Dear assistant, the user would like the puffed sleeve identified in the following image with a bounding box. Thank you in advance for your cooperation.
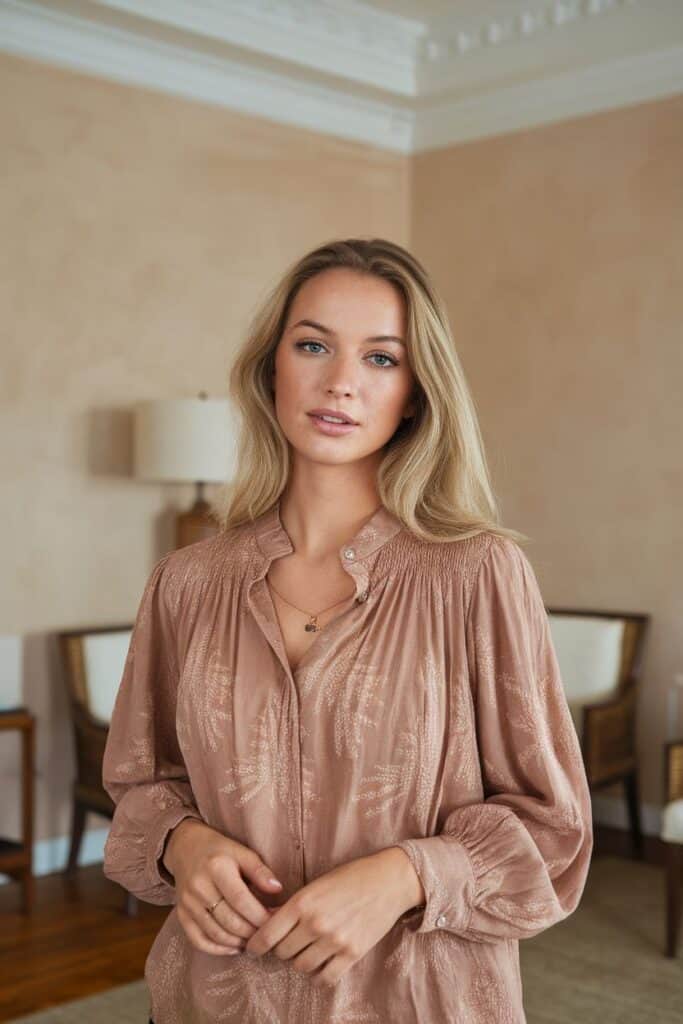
[393,534,593,942]
[102,552,204,905]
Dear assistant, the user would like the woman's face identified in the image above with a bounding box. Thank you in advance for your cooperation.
[272,268,417,469]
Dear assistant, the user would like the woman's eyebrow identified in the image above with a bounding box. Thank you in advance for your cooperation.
[289,318,405,346]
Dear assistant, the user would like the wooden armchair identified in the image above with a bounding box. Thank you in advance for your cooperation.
[662,739,683,957]
[57,625,138,917]
[546,609,649,861]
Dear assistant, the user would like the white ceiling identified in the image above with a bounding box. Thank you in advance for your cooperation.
[1,0,681,152]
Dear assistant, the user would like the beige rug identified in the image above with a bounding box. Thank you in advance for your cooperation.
[8,856,681,1023]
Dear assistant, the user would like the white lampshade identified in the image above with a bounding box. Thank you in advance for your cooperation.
[133,397,237,483]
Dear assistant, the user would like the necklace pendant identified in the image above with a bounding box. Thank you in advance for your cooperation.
[304,617,319,633]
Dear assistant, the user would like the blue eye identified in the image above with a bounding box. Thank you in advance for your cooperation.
[296,341,325,354]
[295,341,398,368]
[369,352,397,367]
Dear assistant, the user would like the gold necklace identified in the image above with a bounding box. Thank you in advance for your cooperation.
[266,576,354,632]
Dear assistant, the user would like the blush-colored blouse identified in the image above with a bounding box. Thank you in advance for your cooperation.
[102,499,593,1024]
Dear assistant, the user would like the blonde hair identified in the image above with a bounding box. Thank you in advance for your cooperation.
[213,237,529,547]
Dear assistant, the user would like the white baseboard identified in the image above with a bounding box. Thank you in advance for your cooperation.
[590,794,661,836]
[0,798,664,886]
[0,826,109,884]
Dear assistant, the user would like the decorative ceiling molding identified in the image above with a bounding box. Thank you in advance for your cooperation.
[0,0,681,153]
[415,0,643,60]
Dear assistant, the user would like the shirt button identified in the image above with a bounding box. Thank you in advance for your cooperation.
[294,840,301,850]
[343,547,356,560]
[356,590,368,603]
[436,914,447,927]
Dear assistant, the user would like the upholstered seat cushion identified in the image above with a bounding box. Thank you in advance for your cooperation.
[547,615,624,740]
[82,630,132,724]
[661,798,683,844]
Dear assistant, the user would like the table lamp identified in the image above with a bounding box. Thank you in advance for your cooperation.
[133,391,237,549]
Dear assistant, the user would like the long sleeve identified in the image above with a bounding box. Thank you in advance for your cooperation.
[102,552,204,905]
[393,534,593,942]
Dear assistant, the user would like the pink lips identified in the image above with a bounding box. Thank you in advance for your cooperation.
[307,413,359,436]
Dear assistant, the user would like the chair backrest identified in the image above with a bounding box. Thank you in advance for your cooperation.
[546,609,649,741]
[59,625,133,726]
[0,634,23,711]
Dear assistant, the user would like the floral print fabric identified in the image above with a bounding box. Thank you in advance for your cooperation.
[102,500,593,1023]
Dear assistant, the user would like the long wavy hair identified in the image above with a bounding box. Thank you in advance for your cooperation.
[213,237,529,547]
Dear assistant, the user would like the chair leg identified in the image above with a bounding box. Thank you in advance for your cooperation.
[21,866,35,915]
[624,770,644,860]
[125,891,140,918]
[65,800,87,874]
[665,842,681,958]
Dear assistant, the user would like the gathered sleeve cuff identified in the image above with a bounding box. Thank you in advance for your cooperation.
[394,534,593,942]
[102,553,205,905]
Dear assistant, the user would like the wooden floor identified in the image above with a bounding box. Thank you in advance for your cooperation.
[0,865,166,1021]
[0,825,678,1022]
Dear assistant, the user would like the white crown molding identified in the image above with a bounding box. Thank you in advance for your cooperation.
[416,0,643,60]
[0,0,681,153]
[415,43,683,150]
[0,0,417,152]
[88,0,426,96]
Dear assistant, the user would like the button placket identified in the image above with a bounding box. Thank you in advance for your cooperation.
[248,500,404,894]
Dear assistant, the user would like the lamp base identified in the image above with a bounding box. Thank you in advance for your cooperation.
[175,496,219,550]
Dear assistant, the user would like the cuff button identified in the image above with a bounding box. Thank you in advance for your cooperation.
[436,914,447,927]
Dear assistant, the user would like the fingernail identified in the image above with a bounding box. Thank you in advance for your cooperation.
[269,878,282,887]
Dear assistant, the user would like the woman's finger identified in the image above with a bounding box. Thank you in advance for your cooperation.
[209,861,276,932]
[211,897,262,940]
[178,904,243,956]
[185,893,247,948]
[188,876,256,940]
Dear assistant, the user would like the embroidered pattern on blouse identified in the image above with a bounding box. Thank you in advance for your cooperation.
[204,954,382,1023]
[147,929,193,1024]
[103,830,146,872]
[204,954,287,1021]
[111,687,156,779]
[299,656,387,760]
[448,670,481,794]
[472,613,587,847]
[461,942,519,1024]
[218,688,291,809]
[301,748,324,822]
[350,649,442,820]
[102,517,593,1024]
[177,637,234,754]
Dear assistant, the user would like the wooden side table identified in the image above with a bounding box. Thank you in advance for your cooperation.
[0,707,35,913]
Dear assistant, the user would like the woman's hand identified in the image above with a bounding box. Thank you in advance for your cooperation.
[243,848,419,987]
[162,819,283,956]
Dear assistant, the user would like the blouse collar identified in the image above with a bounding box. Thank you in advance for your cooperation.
[252,498,404,569]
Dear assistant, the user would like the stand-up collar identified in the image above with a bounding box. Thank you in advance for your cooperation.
[252,498,404,570]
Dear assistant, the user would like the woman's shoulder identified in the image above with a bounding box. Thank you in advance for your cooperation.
[395,529,529,608]
[398,525,503,571]
[153,521,255,596]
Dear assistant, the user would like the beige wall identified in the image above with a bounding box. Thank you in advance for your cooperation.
[410,95,683,810]
[0,52,411,851]
[1,50,680,860]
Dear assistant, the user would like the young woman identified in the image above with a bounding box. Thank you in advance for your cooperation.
[102,238,593,1023]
